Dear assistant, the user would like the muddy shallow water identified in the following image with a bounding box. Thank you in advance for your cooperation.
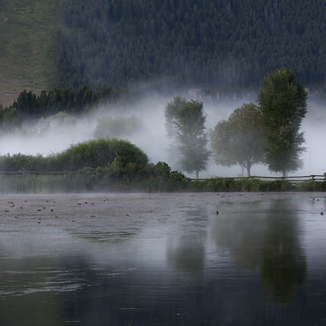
[1,192,326,325]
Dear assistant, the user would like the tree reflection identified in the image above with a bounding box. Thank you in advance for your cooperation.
[166,234,205,275]
[260,203,306,304]
[210,200,306,304]
[210,202,267,269]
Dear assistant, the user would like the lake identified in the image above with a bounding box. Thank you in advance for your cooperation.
[0,192,326,325]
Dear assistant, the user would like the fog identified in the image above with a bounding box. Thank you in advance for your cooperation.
[0,94,325,178]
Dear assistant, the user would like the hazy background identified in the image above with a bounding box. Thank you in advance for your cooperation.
[0,95,324,178]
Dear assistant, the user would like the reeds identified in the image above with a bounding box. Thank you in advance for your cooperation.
[0,175,87,194]
[0,174,324,194]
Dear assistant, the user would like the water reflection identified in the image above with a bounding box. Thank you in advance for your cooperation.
[260,201,306,304]
[167,207,208,276]
[167,234,205,275]
[0,193,326,325]
[210,199,307,304]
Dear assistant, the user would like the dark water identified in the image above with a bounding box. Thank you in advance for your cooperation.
[1,192,326,325]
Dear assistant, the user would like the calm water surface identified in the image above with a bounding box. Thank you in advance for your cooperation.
[0,192,326,325]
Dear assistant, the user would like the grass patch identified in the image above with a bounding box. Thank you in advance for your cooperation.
[0,0,62,106]
[0,175,86,194]
[1,175,325,194]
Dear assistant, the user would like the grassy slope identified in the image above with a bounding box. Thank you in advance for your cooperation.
[0,0,62,106]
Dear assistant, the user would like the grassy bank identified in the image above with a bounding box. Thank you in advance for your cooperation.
[0,175,86,194]
[1,175,325,194]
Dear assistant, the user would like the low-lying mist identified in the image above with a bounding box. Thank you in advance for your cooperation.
[0,95,325,178]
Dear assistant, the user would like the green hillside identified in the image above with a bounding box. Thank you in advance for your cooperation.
[2,0,326,106]
[0,0,62,106]
[57,0,326,95]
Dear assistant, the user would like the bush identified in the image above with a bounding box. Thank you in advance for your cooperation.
[56,138,149,171]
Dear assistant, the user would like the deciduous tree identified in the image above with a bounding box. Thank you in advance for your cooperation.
[165,96,210,178]
[210,103,265,176]
[258,68,307,176]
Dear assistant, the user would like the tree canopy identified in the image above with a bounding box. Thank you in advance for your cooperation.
[258,67,307,176]
[210,103,266,176]
[165,96,210,178]
[55,138,149,171]
[57,0,326,95]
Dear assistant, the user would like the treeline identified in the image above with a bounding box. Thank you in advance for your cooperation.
[58,0,326,95]
[0,138,189,192]
[0,85,135,131]
[0,138,147,172]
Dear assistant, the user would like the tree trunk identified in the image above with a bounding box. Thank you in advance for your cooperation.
[246,166,251,177]
[196,170,199,179]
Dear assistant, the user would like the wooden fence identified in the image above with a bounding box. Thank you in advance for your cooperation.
[191,175,325,185]
[0,171,324,185]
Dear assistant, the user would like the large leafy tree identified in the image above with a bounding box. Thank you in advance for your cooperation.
[258,68,307,176]
[165,96,210,178]
[210,103,266,177]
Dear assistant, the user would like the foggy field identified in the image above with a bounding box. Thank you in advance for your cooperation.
[0,96,325,179]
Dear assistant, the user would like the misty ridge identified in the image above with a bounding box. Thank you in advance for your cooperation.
[0,86,325,179]
[2,0,326,181]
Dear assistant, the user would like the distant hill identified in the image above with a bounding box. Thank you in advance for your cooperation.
[57,0,326,96]
[0,0,62,106]
[2,0,326,106]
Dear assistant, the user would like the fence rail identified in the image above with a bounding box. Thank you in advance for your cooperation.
[191,175,325,185]
[0,171,324,185]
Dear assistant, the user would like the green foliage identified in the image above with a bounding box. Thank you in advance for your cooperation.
[1,84,136,131]
[191,178,293,192]
[57,0,326,94]
[210,103,266,176]
[298,180,326,191]
[46,88,75,115]
[0,153,49,172]
[258,68,307,176]
[165,96,210,178]
[0,174,86,194]
[4,0,326,105]
[165,96,187,139]
[76,84,96,112]
[155,161,171,179]
[12,90,40,118]
[56,138,149,171]
[0,106,22,132]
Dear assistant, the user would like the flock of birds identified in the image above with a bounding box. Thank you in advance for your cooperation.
[3,196,324,220]
[2,198,111,222]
